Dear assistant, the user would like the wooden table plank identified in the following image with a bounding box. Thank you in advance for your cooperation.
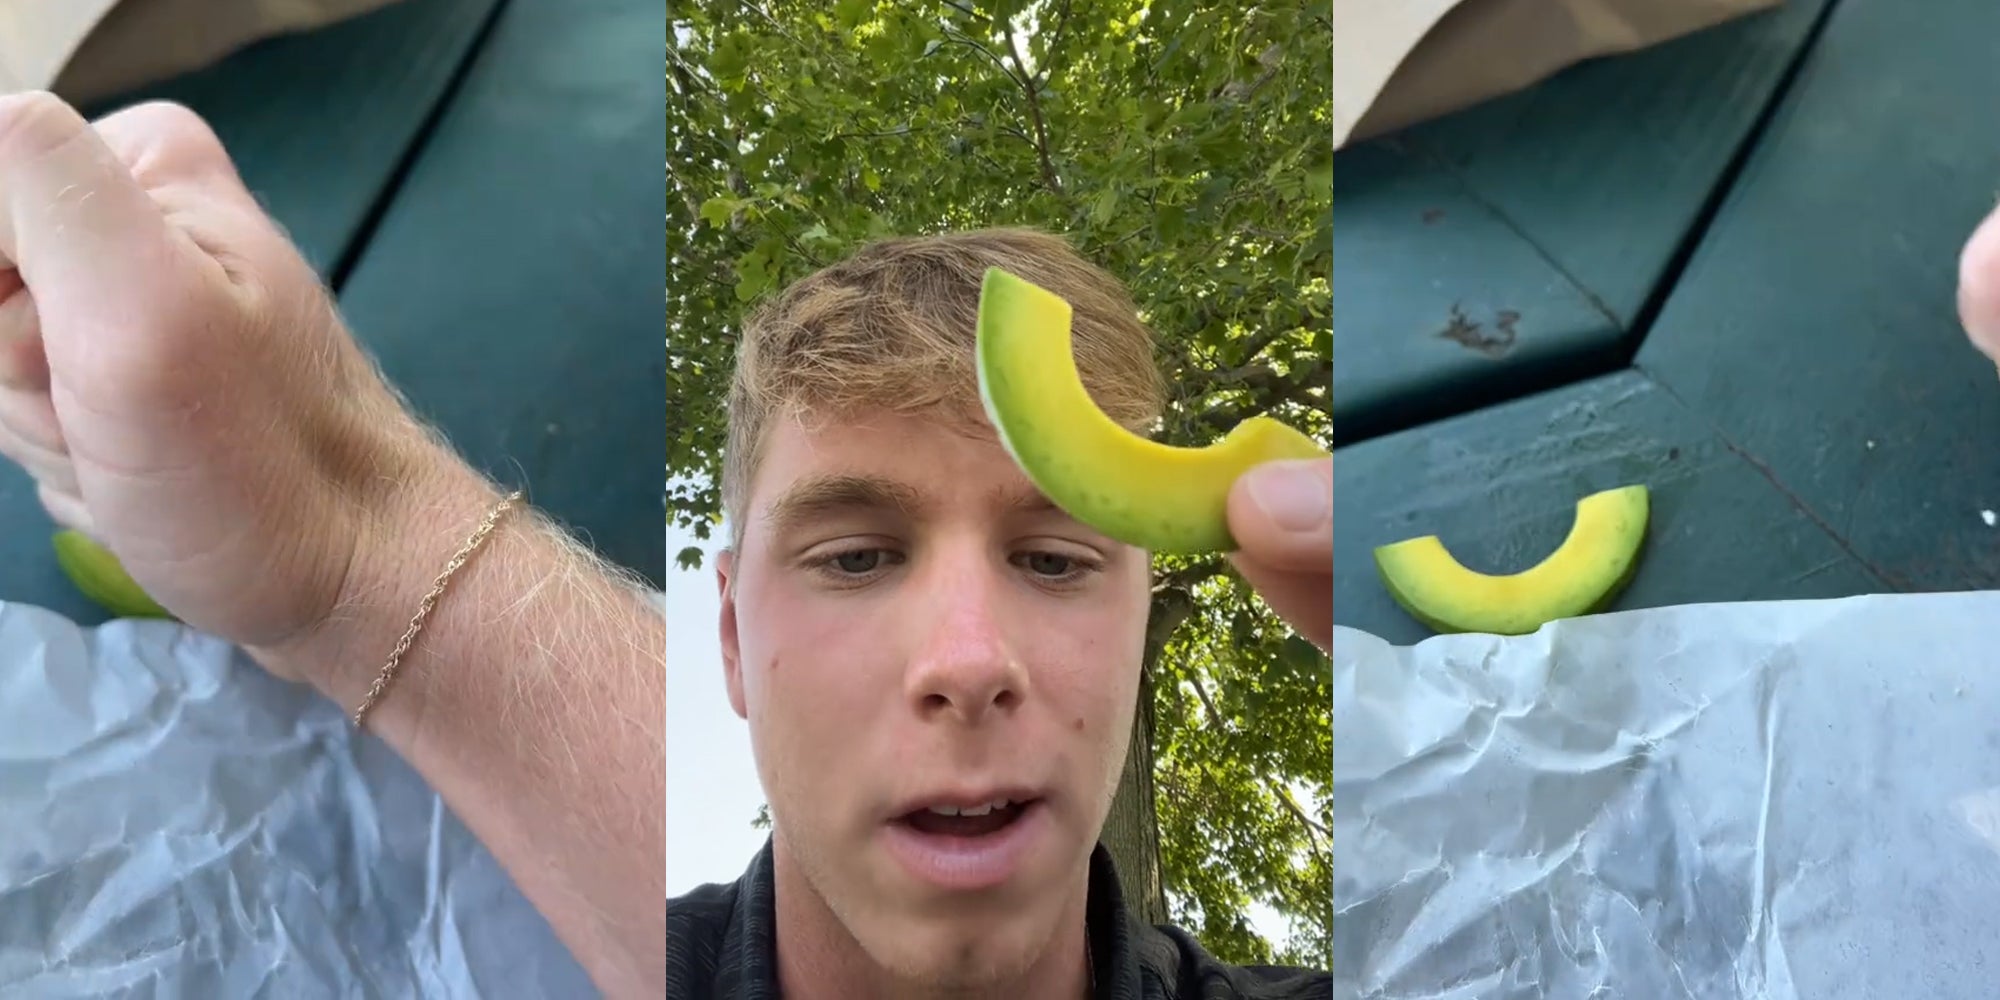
[332,0,667,590]
[81,0,503,277]
[1636,0,2000,594]
[0,0,502,623]
[1413,0,1831,327]
[1334,370,1878,646]
[1333,0,1828,446]
[1331,141,1616,445]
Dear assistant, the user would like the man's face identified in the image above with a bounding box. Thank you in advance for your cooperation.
[716,407,1151,989]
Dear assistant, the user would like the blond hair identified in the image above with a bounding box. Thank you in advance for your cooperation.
[721,227,1166,541]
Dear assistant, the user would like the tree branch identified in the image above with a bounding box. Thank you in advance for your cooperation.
[827,125,915,141]
[855,115,1035,152]
[783,233,825,270]
[1273,784,1330,841]
[1001,17,1063,195]
[1186,670,1230,732]
[1185,673,1330,867]
[1232,323,1293,366]
[1163,347,1329,446]
[942,34,1018,82]
[1184,356,1329,410]
[997,122,1036,147]
[733,0,804,46]
[1146,585,1199,658]
[1153,559,1228,600]
[1216,43,1285,105]
[1034,0,1075,87]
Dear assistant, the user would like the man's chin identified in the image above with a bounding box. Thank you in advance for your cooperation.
[842,810,1092,990]
[862,916,1048,994]
[855,865,1081,992]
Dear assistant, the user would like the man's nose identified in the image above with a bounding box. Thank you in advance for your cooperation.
[903,547,1029,724]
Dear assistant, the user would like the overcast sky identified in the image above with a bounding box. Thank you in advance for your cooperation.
[664,522,767,895]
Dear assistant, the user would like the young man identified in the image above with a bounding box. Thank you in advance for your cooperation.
[666,228,1335,999]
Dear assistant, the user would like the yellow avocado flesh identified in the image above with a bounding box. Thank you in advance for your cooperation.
[1373,485,1649,635]
[52,530,174,620]
[974,267,1329,554]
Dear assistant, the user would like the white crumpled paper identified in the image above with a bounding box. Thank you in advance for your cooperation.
[1335,592,2000,999]
[0,601,593,998]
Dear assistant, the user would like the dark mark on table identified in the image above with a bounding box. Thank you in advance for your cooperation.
[1439,304,1519,358]
[1421,208,1445,225]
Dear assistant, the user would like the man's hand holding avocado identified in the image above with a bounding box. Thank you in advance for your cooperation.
[972,267,1330,653]
[1226,457,1332,652]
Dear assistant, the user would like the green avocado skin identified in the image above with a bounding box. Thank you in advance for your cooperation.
[974,277,1221,553]
[1371,562,1461,633]
[1372,503,1650,637]
[1000,419,1230,554]
[51,530,175,620]
[975,266,1328,555]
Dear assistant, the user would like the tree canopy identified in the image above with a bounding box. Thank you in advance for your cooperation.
[668,0,1330,966]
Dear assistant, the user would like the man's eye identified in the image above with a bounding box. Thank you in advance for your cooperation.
[807,547,902,586]
[833,549,882,574]
[1023,551,1074,577]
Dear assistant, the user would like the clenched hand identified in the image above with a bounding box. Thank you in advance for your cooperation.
[0,91,666,997]
[0,92,454,671]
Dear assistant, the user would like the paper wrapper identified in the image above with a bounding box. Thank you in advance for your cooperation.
[0,601,594,996]
[1335,591,2000,997]
[1333,0,1783,149]
[0,0,405,107]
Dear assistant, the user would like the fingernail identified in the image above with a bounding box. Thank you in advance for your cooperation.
[1247,461,1329,532]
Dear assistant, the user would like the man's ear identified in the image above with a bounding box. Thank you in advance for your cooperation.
[716,548,748,720]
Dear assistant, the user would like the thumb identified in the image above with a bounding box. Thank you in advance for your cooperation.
[0,92,199,349]
[1225,457,1331,569]
[1958,201,2000,372]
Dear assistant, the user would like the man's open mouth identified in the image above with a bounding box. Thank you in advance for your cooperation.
[896,798,1037,838]
[882,791,1050,889]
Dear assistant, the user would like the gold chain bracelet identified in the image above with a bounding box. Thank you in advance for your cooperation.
[352,489,525,728]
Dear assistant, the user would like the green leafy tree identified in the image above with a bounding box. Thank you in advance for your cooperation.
[669,0,1330,966]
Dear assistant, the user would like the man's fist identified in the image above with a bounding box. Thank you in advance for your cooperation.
[0,92,457,672]
[1960,199,2000,375]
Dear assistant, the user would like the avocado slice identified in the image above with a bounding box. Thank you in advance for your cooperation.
[52,529,175,620]
[974,267,1329,554]
[1373,484,1649,635]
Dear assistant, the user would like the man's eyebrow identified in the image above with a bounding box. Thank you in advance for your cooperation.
[994,484,1114,539]
[762,475,925,535]
[995,484,1062,515]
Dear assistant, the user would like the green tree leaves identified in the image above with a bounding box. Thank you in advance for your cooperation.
[669,0,1329,966]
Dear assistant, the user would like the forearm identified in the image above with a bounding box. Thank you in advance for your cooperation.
[253,454,666,997]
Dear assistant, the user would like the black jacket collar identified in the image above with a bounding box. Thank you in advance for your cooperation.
[669,836,1331,1000]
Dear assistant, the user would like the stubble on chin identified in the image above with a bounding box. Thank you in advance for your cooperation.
[777,829,1068,1000]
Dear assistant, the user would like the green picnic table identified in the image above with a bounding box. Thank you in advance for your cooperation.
[1334,0,2000,645]
[0,0,666,625]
